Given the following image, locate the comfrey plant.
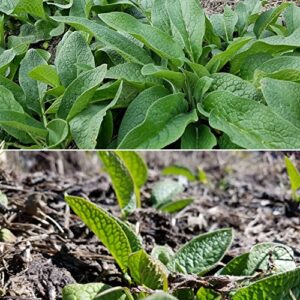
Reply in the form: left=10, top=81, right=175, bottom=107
left=99, top=151, right=196, bottom=215
left=63, top=194, right=300, bottom=300
left=0, top=0, right=300, bottom=149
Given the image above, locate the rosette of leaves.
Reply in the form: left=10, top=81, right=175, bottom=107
left=0, top=0, right=300, bottom=149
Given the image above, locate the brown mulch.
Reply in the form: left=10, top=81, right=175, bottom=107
left=0, top=152, right=299, bottom=299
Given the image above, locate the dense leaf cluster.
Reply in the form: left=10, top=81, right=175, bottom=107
left=0, top=0, right=300, bottom=149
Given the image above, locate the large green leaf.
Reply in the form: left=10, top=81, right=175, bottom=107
left=144, top=293, right=178, bottom=300
left=128, top=249, right=168, bottom=291
left=118, top=94, right=198, bottom=149
left=141, top=64, right=185, bottom=88
left=57, top=65, right=107, bottom=121
left=166, top=0, right=205, bottom=62
left=98, top=151, right=137, bottom=215
left=65, top=195, right=132, bottom=271
left=19, top=49, right=47, bottom=114
left=253, top=3, right=291, bottom=38
left=232, top=268, right=300, bottom=300
left=70, top=81, right=123, bottom=149
left=152, top=0, right=171, bottom=34
left=244, top=242, right=296, bottom=275
left=0, top=111, right=47, bottom=139
left=209, top=5, right=238, bottom=42
left=52, top=16, right=153, bottom=65
left=203, top=91, right=300, bottom=149
left=29, top=65, right=60, bottom=88
left=118, top=86, right=169, bottom=144
left=206, top=37, right=252, bottom=73
left=106, top=63, right=162, bottom=88
left=210, top=73, right=262, bottom=101
left=115, top=151, right=148, bottom=189
left=284, top=3, right=300, bottom=34
left=0, top=0, right=45, bottom=18
left=0, top=75, right=26, bottom=109
left=231, top=28, right=300, bottom=73
left=168, top=228, right=233, bottom=275
left=63, top=283, right=110, bottom=300
left=55, top=31, right=95, bottom=87
left=46, top=119, right=69, bottom=148
left=261, top=79, right=300, bottom=129
left=181, top=124, right=217, bottom=150
left=99, top=12, right=185, bottom=67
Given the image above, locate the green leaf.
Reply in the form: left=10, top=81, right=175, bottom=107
left=55, top=31, right=95, bottom=87
left=118, top=94, right=198, bottom=149
left=152, top=0, right=171, bottom=34
left=197, top=287, right=221, bottom=300
left=128, top=249, right=168, bottom=291
left=65, top=195, right=132, bottom=271
left=169, top=228, right=233, bottom=275
left=0, top=86, right=23, bottom=112
left=151, top=245, right=175, bottom=266
left=209, top=5, right=238, bottom=42
left=0, top=0, right=45, bottom=18
left=166, top=0, right=205, bottom=62
left=232, top=267, right=300, bottom=300
left=46, top=119, right=69, bottom=148
left=98, top=151, right=137, bottom=215
left=106, top=63, right=162, bottom=89
left=285, top=157, right=300, bottom=198
left=203, top=91, right=300, bottom=149
left=144, top=293, right=178, bottom=300
left=94, top=286, right=133, bottom=300
left=0, top=86, right=33, bottom=143
left=240, top=53, right=273, bottom=80
left=253, top=3, right=291, bottom=38
left=15, top=0, right=45, bottom=18
left=0, top=49, right=15, bottom=72
left=206, top=37, right=252, bottom=73
left=141, top=64, right=185, bottom=88
left=162, top=166, right=196, bottom=181
left=57, top=65, right=107, bottom=121
left=0, top=110, right=47, bottom=139
left=19, top=49, right=47, bottom=114
left=70, top=81, right=122, bottom=149
left=62, top=283, right=110, bottom=300
left=284, top=3, right=300, bottom=34
left=118, top=86, right=169, bottom=144
left=255, top=56, right=300, bottom=84
left=210, top=73, right=262, bottom=101
left=114, top=218, right=142, bottom=253
left=29, top=65, right=60, bottom=87
left=230, top=28, right=300, bottom=74
left=152, top=178, right=185, bottom=206
left=99, top=12, right=185, bottom=67
left=115, top=151, right=148, bottom=189
left=159, top=198, right=193, bottom=214
left=261, top=78, right=300, bottom=128
left=219, top=253, right=249, bottom=276
left=181, top=124, right=217, bottom=150
left=243, top=242, right=296, bottom=275
left=52, top=16, right=153, bottom=65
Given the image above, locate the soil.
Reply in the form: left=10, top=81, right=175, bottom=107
left=0, top=151, right=299, bottom=299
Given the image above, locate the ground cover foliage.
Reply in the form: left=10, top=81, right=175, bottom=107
left=0, top=0, right=300, bottom=149
left=1, top=151, right=300, bottom=299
